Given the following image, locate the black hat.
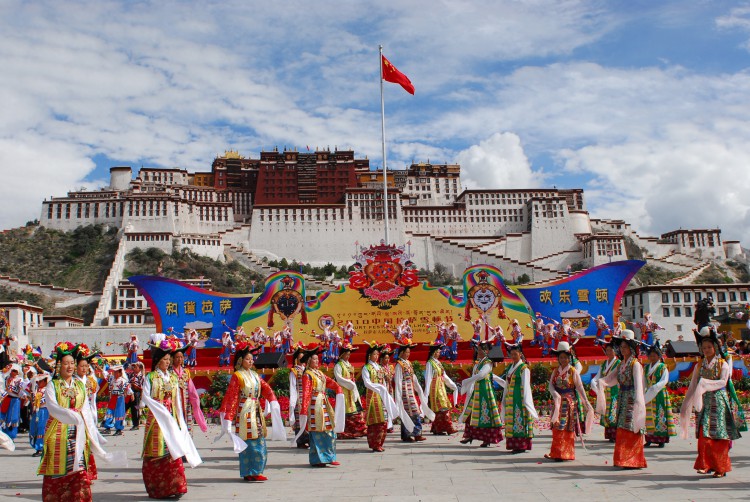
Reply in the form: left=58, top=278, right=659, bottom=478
left=641, top=340, right=663, bottom=358
left=300, top=345, right=322, bottom=364
left=233, top=342, right=263, bottom=368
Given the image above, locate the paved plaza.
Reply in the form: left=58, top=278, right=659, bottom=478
left=1, top=423, right=749, bottom=501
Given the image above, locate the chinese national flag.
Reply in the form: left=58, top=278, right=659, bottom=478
left=382, top=55, right=415, bottom=95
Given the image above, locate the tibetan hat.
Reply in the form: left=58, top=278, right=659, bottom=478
left=233, top=341, right=263, bottom=368
left=300, top=344, right=322, bottom=363
left=614, top=329, right=640, bottom=356
left=73, top=343, right=101, bottom=363
left=551, top=341, right=573, bottom=355
left=339, top=342, right=358, bottom=354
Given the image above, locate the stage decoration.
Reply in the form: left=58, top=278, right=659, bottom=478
left=128, top=275, right=255, bottom=348
left=129, top=246, right=645, bottom=347
left=348, top=241, right=418, bottom=309
left=512, top=260, right=645, bottom=337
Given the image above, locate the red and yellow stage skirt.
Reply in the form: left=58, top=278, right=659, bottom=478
left=142, top=455, right=187, bottom=499
left=42, top=471, right=92, bottom=502
left=338, top=412, right=367, bottom=439
left=548, top=429, right=575, bottom=460
left=613, top=429, right=647, bottom=468
left=367, top=422, right=387, bottom=450
left=431, top=410, right=457, bottom=435
left=694, top=435, right=731, bottom=474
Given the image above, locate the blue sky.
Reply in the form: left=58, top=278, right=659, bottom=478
left=1, top=1, right=750, bottom=246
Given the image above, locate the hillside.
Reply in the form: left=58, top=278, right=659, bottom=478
left=0, top=223, right=118, bottom=292
left=123, top=247, right=264, bottom=294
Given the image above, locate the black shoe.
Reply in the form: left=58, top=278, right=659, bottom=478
left=510, top=449, right=524, bottom=454
left=31, top=451, right=41, bottom=457
left=460, top=438, right=473, bottom=445
left=130, top=425, right=140, bottom=431
left=658, top=443, right=665, bottom=448
left=101, top=429, right=111, bottom=434
left=480, top=442, right=490, bottom=448
left=645, top=441, right=652, bottom=447
left=113, top=430, right=123, bottom=436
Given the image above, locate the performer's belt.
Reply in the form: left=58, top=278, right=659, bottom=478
left=620, top=385, right=634, bottom=391
left=554, top=386, right=574, bottom=395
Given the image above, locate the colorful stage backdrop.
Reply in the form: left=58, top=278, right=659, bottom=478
left=129, top=242, right=645, bottom=347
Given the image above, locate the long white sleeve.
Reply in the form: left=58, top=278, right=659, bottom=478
left=595, top=364, right=620, bottom=414
left=442, top=373, right=458, bottom=406
left=333, top=363, right=360, bottom=404
left=549, top=369, right=561, bottom=424
left=573, top=369, right=595, bottom=435
left=141, top=375, right=202, bottom=468
left=413, top=374, right=434, bottom=421
left=679, top=364, right=702, bottom=439
left=521, top=367, right=539, bottom=420
left=631, top=361, right=646, bottom=433
left=423, top=363, right=434, bottom=398
left=288, top=372, right=297, bottom=427
left=362, top=365, right=409, bottom=430
left=644, top=364, right=669, bottom=404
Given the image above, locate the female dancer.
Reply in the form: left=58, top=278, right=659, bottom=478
left=216, top=341, right=285, bottom=481
left=141, top=334, right=202, bottom=498
left=333, top=342, right=367, bottom=439
left=590, top=339, right=620, bottom=442
left=0, top=364, right=22, bottom=439
left=361, top=342, right=405, bottom=452
left=545, top=341, right=594, bottom=461
left=459, top=341, right=503, bottom=447
left=679, top=327, right=741, bottom=478
left=29, top=373, right=50, bottom=457
left=289, top=342, right=309, bottom=449
left=171, top=347, right=208, bottom=434
left=38, top=342, right=113, bottom=501
left=295, top=346, right=345, bottom=466
left=596, top=330, right=647, bottom=469
left=642, top=341, right=675, bottom=447
left=73, top=343, right=104, bottom=483
left=498, top=342, right=538, bottom=453
left=423, top=342, right=458, bottom=435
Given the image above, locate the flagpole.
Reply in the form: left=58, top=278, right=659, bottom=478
left=379, top=44, right=390, bottom=245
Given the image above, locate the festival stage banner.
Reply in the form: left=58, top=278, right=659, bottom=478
left=128, top=245, right=644, bottom=348
left=128, top=275, right=256, bottom=347
left=512, top=260, right=645, bottom=336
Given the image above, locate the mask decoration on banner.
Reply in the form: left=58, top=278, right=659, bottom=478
left=348, top=241, right=418, bottom=309
left=465, top=269, right=507, bottom=321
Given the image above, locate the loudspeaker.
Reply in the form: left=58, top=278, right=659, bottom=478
left=665, top=340, right=700, bottom=358
left=254, top=351, right=288, bottom=369
left=487, top=346, right=505, bottom=362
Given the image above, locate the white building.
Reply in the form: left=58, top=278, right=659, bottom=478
left=622, top=283, right=750, bottom=341
left=0, top=301, right=44, bottom=353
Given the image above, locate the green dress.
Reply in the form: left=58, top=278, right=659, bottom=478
left=644, top=362, right=676, bottom=443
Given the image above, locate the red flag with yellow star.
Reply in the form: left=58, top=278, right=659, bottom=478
left=381, top=55, right=415, bottom=95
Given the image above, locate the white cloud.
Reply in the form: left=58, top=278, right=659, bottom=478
left=456, top=132, right=544, bottom=190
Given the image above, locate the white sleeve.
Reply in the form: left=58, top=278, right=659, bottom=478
left=549, top=371, right=561, bottom=424
left=423, top=363, right=434, bottom=397
left=333, top=364, right=356, bottom=391
left=644, top=365, right=669, bottom=404
left=288, top=372, right=298, bottom=426
left=631, top=362, right=647, bottom=433
left=522, top=368, right=538, bottom=420
left=679, top=364, right=702, bottom=439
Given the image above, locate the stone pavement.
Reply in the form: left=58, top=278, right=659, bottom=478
left=1, top=423, right=749, bottom=501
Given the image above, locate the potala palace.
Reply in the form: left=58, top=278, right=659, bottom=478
left=9, top=147, right=742, bottom=353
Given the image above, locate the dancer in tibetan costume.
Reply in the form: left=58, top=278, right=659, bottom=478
left=101, top=365, right=129, bottom=436
left=333, top=343, right=367, bottom=439
left=590, top=339, right=620, bottom=442
left=295, top=346, right=345, bottom=466
left=29, top=373, right=50, bottom=457
left=546, top=341, right=594, bottom=461
left=459, top=341, right=504, bottom=447
left=73, top=344, right=104, bottom=482
left=216, top=342, right=285, bottom=482
left=498, top=342, right=538, bottom=453
left=141, top=334, right=202, bottom=499
left=38, top=341, right=115, bottom=502
left=679, top=327, right=741, bottom=478
left=185, top=330, right=199, bottom=367
left=361, top=342, right=406, bottom=452
left=596, top=330, right=647, bottom=469
left=126, top=335, right=140, bottom=366
left=0, top=364, right=23, bottom=439
left=394, top=340, right=432, bottom=442
left=171, top=347, right=207, bottom=435
left=289, top=342, right=309, bottom=449
left=642, top=341, right=675, bottom=447
left=423, top=342, right=458, bottom=435
left=379, top=344, right=396, bottom=432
